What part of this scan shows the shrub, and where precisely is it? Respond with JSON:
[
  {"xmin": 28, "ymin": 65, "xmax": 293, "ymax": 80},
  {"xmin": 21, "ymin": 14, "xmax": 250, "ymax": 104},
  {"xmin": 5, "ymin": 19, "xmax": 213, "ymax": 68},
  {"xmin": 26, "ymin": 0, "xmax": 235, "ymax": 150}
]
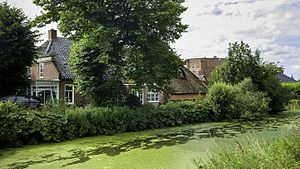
[
  {"xmin": 160, "ymin": 100, "xmax": 211, "ymax": 124},
  {"xmin": 207, "ymin": 82, "xmax": 240, "ymax": 120},
  {"xmin": 124, "ymin": 94, "xmax": 142, "ymax": 108},
  {"xmin": 0, "ymin": 100, "xmax": 211, "ymax": 147},
  {"xmin": 125, "ymin": 105, "xmax": 157, "ymax": 131},
  {"xmin": 283, "ymin": 82, "xmax": 300, "ymax": 99},
  {"xmin": 208, "ymin": 79, "xmax": 270, "ymax": 120},
  {"xmin": 235, "ymin": 90, "xmax": 270, "ymax": 119},
  {"xmin": 235, "ymin": 78, "xmax": 270, "ymax": 119},
  {"xmin": 0, "ymin": 101, "xmax": 21, "ymax": 115},
  {"xmin": 209, "ymin": 42, "xmax": 290, "ymax": 114},
  {"xmin": 42, "ymin": 99, "xmax": 68, "ymax": 113},
  {"xmin": 0, "ymin": 107, "xmax": 67, "ymax": 147},
  {"xmin": 287, "ymin": 99, "xmax": 300, "ymax": 110}
]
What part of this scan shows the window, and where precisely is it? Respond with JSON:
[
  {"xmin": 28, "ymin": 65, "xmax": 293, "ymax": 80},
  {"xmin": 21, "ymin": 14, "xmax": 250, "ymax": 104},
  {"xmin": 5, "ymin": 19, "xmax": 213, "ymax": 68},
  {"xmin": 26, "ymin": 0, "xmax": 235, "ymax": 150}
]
[
  {"xmin": 191, "ymin": 63, "xmax": 196, "ymax": 69},
  {"xmin": 27, "ymin": 67, "xmax": 32, "ymax": 79},
  {"xmin": 39, "ymin": 62, "xmax": 44, "ymax": 78},
  {"xmin": 65, "ymin": 84, "xmax": 74, "ymax": 104},
  {"xmin": 179, "ymin": 69, "xmax": 186, "ymax": 79},
  {"xmin": 147, "ymin": 92, "xmax": 159, "ymax": 102},
  {"xmin": 135, "ymin": 91, "xmax": 144, "ymax": 104}
]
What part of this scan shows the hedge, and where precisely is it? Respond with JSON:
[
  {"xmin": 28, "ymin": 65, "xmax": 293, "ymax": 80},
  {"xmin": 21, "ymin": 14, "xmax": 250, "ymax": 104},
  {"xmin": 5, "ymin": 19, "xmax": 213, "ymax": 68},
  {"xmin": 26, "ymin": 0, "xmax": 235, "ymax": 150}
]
[
  {"xmin": 0, "ymin": 79, "xmax": 275, "ymax": 148},
  {"xmin": 0, "ymin": 101, "xmax": 211, "ymax": 147}
]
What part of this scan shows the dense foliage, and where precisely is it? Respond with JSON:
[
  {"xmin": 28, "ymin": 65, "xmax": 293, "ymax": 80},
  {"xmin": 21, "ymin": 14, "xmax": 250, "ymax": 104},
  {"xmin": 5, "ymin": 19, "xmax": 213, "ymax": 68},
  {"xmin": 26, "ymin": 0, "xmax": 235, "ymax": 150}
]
[
  {"xmin": 210, "ymin": 41, "xmax": 290, "ymax": 113},
  {"xmin": 124, "ymin": 94, "xmax": 142, "ymax": 108},
  {"xmin": 195, "ymin": 123, "xmax": 300, "ymax": 169},
  {"xmin": 33, "ymin": 0, "xmax": 187, "ymax": 106},
  {"xmin": 287, "ymin": 99, "xmax": 300, "ymax": 110},
  {"xmin": 0, "ymin": 100, "xmax": 211, "ymax": 147},
  {"xmin": 282, "ymin": 82, "xmax": 300, "ymax": 99},
  {"xmin": 208, "ymin": 79, "xmax": 270, "ymax": 120},
  {"xmin": 0, "ymin": 92, "xmax": 274, "ymax": 148},
  {"xmin": 0, "ymin": 2, "xmax": 38, "ymax": 97}
]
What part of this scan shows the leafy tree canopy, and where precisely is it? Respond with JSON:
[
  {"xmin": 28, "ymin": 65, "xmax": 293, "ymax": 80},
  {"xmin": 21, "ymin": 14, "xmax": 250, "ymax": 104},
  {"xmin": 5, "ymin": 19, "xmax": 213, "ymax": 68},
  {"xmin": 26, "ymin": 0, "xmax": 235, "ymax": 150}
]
[
  {"xmin": 33, "ymin": 0, "xmax": 187, "ymax": 106},
  {"xmin": 0, "ymin": 2, "xmax": 38, "ymax": 97},
  {"xmin": 210, "ymin": 41, "xmax": 290, "ymax": 113}
]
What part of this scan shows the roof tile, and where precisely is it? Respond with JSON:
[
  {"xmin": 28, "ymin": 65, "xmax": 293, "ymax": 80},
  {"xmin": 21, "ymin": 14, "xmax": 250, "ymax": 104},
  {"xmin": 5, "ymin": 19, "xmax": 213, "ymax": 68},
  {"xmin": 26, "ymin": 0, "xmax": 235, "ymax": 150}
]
[{"xmin": 38, "ymin": 38, "xmax": 74, "ymax": 79}]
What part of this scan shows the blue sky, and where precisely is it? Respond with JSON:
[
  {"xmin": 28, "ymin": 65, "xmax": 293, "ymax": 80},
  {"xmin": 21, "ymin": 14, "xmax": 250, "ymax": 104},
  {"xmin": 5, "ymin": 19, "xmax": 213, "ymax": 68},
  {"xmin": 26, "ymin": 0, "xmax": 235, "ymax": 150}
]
[{"xmin": 5, "ymin": 0, "xmax": 300, "ymax": 80}]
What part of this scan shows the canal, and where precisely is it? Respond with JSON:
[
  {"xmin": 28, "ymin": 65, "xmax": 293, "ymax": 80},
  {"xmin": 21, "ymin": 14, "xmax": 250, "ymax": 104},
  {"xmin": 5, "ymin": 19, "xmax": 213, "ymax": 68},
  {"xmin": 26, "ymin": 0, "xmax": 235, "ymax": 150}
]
[{"xmin": 0, "ymin": 111, "xmax": 299, "ymax": 169}]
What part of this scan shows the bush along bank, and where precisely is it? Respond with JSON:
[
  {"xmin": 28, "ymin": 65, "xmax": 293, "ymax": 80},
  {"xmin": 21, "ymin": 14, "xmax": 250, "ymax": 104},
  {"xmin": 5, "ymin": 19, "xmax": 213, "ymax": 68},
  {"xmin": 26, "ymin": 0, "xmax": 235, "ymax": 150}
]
[
  {"xmin": 0, "ymin": 79, "xmax": 279, "ymax": 148},
  {"xmin": 0, "ymin": 100, "xmax": 211, "ymax": 147},
  {"xmin": 207, "ymin": 78, "xmax": 270, "ymax": 121}
]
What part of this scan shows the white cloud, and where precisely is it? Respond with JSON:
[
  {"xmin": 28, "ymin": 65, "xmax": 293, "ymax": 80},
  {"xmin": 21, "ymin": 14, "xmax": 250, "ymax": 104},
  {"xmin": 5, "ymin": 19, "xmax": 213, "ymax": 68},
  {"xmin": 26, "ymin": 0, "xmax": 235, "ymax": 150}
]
[
  {"xmin": 291, "ymin": 65, "xmax": 300, "ymax": 71},
  {"xmin": 173, "ymin": 0, "xmax": 300, "ymax": 79},
  {"xmin": 4, "ymin": 0, "xmax": 300, "ymax": 79},
  {"xmin": 5, "ymin": 0, "xmax": 61, "ymax": 43},
  {"xmin": 4, "ymin": 0, "xmax": 41, "ymax": 19}
]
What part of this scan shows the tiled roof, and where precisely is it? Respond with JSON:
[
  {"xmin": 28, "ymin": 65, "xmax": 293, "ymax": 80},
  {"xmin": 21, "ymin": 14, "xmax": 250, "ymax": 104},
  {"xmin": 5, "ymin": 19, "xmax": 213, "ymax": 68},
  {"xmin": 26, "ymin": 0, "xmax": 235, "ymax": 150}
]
[
  {"xmin": 169, "ymin": 67, "xmax": 208, "ymax": 94},
  {"xmin": 38, "ymin": 38, "xmax": 74, "ymax": 79},
  {"xmin": 277, "ymin": 73, "xmax": 296, "ymax": 83},
  {"xmin": 37, "ymin": 38, "xmax": 209, "ymax": 93}
]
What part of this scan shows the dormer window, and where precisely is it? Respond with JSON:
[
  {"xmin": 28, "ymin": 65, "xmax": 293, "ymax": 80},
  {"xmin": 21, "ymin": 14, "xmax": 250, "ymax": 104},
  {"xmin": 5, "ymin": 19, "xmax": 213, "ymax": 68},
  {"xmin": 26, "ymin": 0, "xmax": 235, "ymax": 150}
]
[
  {"xmin": 191, "ymin": 64, "xmax": 196, "ymax": 70},
  {"xmin": 39, "ymin": 62, "xmax": 44, "ymax": 78},
  {"xmin": 179, "ymin": 69, "xmax": 186, "ymax": 79}
]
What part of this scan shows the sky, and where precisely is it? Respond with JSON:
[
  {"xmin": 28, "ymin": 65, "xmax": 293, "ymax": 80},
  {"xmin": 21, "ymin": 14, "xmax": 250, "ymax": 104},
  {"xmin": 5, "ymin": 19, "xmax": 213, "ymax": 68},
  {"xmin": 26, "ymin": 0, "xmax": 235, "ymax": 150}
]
[{"xmin": 4, "ymin": 0, "xmax": 300, "ymax": 80}]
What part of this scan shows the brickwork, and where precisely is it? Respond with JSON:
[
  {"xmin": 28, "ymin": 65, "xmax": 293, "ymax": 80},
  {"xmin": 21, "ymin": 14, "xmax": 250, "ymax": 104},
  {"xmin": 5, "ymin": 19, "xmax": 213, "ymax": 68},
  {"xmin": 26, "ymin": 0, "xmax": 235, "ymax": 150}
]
[
  {"xmin": 169, "ymin": 93, "xmax": 205, "ymax": 101},
  {"xmin": 59, "ymin": 80, "xmax": 87, "ymax": 106},
  {"xmin": 185, "ymin": 58, "xmax": 223, "ymax": 79},
  {"xmin": 31, "ymin": 61, "xmax": 59, "ymax": 81}
]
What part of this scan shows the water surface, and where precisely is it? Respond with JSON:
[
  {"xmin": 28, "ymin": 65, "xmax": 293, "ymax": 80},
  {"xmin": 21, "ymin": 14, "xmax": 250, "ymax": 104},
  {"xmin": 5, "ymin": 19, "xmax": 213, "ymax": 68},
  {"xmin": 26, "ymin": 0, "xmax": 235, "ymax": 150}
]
[{"xmin": 1, "ymin": 111, "xmax": 299, "ymax": 169}]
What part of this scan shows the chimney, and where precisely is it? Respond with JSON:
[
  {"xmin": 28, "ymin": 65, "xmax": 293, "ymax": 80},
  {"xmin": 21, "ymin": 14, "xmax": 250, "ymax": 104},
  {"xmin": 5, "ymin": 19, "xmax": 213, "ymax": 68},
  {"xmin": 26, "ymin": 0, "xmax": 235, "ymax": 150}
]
[{"xmin": 48, "ymin": 29, "xmax": 57, "ymax": 40}]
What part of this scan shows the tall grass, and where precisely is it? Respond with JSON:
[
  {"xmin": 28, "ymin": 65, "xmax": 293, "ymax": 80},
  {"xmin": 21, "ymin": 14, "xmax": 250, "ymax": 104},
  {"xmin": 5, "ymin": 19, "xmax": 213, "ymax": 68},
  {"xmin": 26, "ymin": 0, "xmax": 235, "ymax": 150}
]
[
  {"xmin": 195, "ymin": 121, "xmax": 300, "ymax": 169},
  {"xmin": 287, "ymin": 99, "xmax": 300, "ymax": 111}
]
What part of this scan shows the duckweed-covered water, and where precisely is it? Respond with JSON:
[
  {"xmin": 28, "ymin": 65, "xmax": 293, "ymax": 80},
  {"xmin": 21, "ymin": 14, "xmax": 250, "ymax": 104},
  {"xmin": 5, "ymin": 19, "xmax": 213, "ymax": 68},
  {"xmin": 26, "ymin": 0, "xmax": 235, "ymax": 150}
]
[{"xmin": 1, "ymin": 111, "xmax": 299, "ymax": 169}]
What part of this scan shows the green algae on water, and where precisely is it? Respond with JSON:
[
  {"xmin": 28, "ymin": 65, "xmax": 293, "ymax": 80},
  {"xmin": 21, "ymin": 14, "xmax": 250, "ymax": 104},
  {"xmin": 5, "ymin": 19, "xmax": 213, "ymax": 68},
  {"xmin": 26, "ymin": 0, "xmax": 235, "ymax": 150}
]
[{"xmin": 1, "ymin": 111, "xmax": 299, "ymax": 169}]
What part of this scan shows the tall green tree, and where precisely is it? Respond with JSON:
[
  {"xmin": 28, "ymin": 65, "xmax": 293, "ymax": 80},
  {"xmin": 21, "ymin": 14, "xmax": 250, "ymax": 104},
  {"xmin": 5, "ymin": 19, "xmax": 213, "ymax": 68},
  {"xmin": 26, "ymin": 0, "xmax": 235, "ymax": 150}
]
[
  {"xmin": 0, "ymin": 2, "xmax": 37, "ymax": 97},
  {"xmin": 33, "ymin": 0, "xmax": 187, "ymax": 106},
  {"xmin": 210, "ymin": 41, "xmax": 290, "ymax": 113},
  {"xmin": 210, "ymin": 42, "xmax": 261, "ymax": 85}
]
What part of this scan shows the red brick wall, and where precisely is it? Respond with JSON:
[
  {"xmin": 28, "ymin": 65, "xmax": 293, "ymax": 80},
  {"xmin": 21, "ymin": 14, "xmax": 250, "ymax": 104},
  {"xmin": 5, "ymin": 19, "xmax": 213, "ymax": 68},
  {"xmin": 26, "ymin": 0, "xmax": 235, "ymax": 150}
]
[
  {"xmin": 185, "ymin": 58, "xmax": 223, "ymax": 79},
  {"xmin": 31, "ymin": 61, "xmax": 59, "ymax": 80},
  {"xmin": 199, "ymin": 59, "xmax": 223, "ymax": 78},
  {"xmin": 186, "ymin": 59, "xmax": 202, "ymax": 76},
  {"xmin": 59, "ymin": 80, "xmax": 87, "ymax": 106},
  {"xmin": 169, "ymin": 93, "xmax": 206, "ymax": 101}
]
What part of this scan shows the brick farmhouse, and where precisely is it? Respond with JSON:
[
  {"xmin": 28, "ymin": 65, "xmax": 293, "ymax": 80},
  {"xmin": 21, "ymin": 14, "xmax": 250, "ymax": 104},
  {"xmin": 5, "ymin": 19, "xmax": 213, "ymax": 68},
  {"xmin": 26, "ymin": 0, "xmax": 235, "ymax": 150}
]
[{"xmin": 27, "ymin": 30, "xmax": 207, "ymax": 105}]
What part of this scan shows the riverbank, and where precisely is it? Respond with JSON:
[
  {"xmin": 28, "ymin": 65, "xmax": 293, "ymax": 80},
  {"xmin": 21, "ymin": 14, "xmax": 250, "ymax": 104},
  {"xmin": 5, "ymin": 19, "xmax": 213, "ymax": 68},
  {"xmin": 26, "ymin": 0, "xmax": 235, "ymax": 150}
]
[
  {"xmin": 1, "ymin": 110, "xmax": 299, "ymax": 169},
  {"xmin": 195, "ymin": 110, "xmax": 300, "ymax": 169}
]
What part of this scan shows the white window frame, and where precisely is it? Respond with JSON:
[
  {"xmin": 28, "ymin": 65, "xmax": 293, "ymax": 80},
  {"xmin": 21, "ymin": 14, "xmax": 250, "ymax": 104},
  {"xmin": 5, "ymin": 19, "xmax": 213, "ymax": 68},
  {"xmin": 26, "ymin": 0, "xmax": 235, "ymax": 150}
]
[
  {"xmin": 147, "ymin": 92, "xmax": 159, "ymax": 103},
  {"xmin": 39, "ymin": 62, "xmax": 44, "ymax": 78},
  {"xmin": 135, "ymin": 91, "xmax": 144, "ymax": 104},
  {"xmin": 27, "ymin": 67, "xmax": 32, "ymax": 79},
  {"xmin": 65, "ymin": 84, "xmax": 74, "ymax": 104},
  {"xmin": 27, "ymin": 81, "xmax": 59, "ymax": 101}
]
